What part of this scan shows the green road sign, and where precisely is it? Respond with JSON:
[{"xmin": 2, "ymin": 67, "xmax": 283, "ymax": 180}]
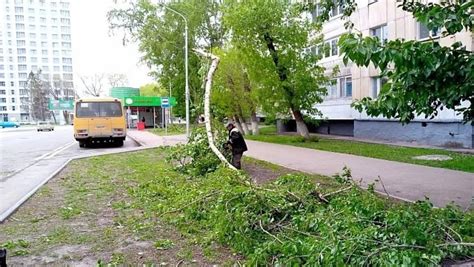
[
  {"xmin": 49, "ymin": 99, "xmax": 74, "ymax": 110},
  {"xmin": 122, "ymin": 96, "xmax": 176, "ymax": 107}
]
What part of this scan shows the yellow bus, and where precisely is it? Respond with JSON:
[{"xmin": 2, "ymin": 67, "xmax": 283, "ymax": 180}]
[{"xmin": 73, "ymin": 97, "xmax": 126, "ymax": 147}]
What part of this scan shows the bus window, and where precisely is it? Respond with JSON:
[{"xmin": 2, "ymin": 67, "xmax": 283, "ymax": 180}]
[{"xmin": 76, "ymin": 102, "xmax": 122, "ymax": 117}]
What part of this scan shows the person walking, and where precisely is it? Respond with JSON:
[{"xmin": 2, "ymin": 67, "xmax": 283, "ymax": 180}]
[{"xmin": 225, "ymin": 122, "xmax": 248, "ymax": 169}]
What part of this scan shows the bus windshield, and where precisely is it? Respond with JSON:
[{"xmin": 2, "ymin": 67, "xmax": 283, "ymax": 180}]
[{"xmin": 76, "ymin": 102, "xmax": 122, "ymax": 118}]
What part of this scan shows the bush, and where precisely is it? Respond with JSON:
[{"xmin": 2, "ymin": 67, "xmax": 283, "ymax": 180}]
[{"xmin": 166, "ymin": 124, "xmax": 231, "ymax": 176}]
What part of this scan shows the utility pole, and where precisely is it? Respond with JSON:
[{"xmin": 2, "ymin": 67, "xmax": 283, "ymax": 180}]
[{"xmin": 159, "ymin": 5, "xmax": 189, "ymax": 139}]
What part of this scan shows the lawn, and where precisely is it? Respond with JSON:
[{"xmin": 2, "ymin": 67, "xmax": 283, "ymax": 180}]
[
  {"xmin": 1, "ymin": 149, "xmax": 471, "ymax": 265},
  {"xmin": 247, "ymin": 126, "xmax": 474, "ymax": 172},
  {"xmin": 148, "ymin": 124, "xmax": 187, "ymax": 136}
]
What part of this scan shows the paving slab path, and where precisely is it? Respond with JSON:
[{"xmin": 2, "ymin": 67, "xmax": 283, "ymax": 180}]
[{"xmin": 245, "ymin": 140, "xmax": 473, "ymax": 209}]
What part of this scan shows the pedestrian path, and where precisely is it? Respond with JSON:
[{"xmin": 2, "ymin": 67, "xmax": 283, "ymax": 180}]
[{"xmin": 127, "ymin": 131, "xmax": 474, "ymax": 209}]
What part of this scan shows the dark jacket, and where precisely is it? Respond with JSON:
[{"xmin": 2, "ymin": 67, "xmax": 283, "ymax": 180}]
[{"xmin": 228, "ymin": 128, "xmax": 248, "ymax": 153}]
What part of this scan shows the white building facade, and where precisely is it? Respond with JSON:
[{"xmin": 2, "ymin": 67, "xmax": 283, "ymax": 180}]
[
  {"xmin": 311, "ymin": 0, "xmax": 473, "ymax": 148},
  {"xmin": 0, "ymin": 0, "xmax": 74, "ymax": 124}
]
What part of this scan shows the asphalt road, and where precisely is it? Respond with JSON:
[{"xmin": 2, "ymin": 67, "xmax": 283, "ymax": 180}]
[
  {"xmin": 0, "ymin": 126, "xmax": 137, "ymax": 178},
  {"xmin": 0, "ymin": 126, "xmax": 139, "ymax": 221}
]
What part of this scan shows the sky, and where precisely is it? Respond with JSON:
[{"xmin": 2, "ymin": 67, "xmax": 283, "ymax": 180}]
[{"xmin": 71, "ymin": 0, "xmax": 154, "ymax": 96}]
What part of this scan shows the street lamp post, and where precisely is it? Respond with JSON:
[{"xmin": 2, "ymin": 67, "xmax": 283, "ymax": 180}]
[{"xmin": 160, "ymin": 5, "xmax": 190, "ymax": 139}]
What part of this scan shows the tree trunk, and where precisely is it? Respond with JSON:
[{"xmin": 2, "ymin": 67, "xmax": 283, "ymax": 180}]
[
  {"xmin": 63, "ymin": 110, "xmax": 69, "ymax": 124},
  {"xmin": 194, "ymin": 49, "xmax": 236, "ymax": 170},
  {"xmin": 233, "ymin": 115, "xmax": 244, "ymax": 134},
  {"xmin": 51, "ymin": 111, "xmax": 57, "ymax": 124},
  {"xmin": 250, "ymin": 111, "xmax": 259, "ymax": 135},
  {"xmin": 292, "ymin": 109, "xmax": 310, "ymax": 139},
  {"xmin": 238, "ymin": 115, "xmax": 250, "ymax": 135}
]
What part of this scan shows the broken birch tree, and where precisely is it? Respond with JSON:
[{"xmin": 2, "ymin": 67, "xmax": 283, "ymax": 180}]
[{"xmin": 193, "ymin": 49, "xmax": 237, "ymax": 171}]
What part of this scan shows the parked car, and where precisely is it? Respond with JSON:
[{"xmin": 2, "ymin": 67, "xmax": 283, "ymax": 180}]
[
  {"xmin": 37, "ymin": 121, "xmax": 54, "ymax": 131},
  {"xmin": 0, "ymin": 121, "xmax": 20, "ymax": 128}
]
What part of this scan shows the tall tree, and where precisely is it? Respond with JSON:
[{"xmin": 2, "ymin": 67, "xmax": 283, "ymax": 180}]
[
  {"xmin": 25, "ymin": 71, "xmax": 50, "ymax": 122},
  {"xmin": 107, "ymin": 73, "xmax": 129, "ymax": 88},
  {"xmin": 139, "ymin": 82, "xmax": 168, "ymax": 96},
  {"xmin": 108, "ymin": 0, "xmax": 225, "ymax": 120},
  {"xmin": 80, "ymin": 73, "xmax": 106, "ymax": 97},
  {"xmin": 213, "ymin": 47, "xmax": 259, "ymax": 135},
  {"xmin": 223, "ymin": 1, "xmax": 328, "ymax": 139}
]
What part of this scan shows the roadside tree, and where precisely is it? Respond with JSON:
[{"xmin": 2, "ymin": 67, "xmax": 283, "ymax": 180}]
[{"xmin": 223, "ymin": 1, "xmax": 329, "ymax": 139}]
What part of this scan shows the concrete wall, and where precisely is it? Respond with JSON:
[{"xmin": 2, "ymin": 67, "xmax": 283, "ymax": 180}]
[{"xmin": 354, "ymin": 120, "xmax": 473, "ymax": 148}]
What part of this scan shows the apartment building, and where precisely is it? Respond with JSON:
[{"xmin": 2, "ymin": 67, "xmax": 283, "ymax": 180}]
[
  {"xmin": 312, "ymin": 0, "xmax": 473, "ymax": 148},
  {"xmin": 0, "ymin": 0, "xmax": 74, "ymax": 124}
]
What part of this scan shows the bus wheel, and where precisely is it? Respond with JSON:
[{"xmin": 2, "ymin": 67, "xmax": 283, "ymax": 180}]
[
  {"xmin": 79, "ymin": 141, "xmax": 86, "ymax": 148},
  {"xmin": 115, "ymin": 140, "xmax": 124, "ymax": 147}
]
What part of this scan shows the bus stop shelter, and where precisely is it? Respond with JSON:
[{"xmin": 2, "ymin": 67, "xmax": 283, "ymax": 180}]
[{"xmin": 122, "ymin": 96, "xmax": 176, "ymax": 129}]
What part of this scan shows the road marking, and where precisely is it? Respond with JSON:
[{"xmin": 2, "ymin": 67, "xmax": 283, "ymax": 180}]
[
  {"xmin": 34, "ymin": 141, "xmax": 75, "ymax": 161},
  {"xmin": 44, "ymin": 141, "xmax": 76, "ymax": 159}
]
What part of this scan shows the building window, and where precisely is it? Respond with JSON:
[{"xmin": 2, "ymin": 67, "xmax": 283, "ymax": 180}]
[
  {"xmin": 15, "ymin": 15, "xmax": 24, "ymax": 21},
  {"xmin": 63, "ymin": 73, "xmax": 73, "ymax": 80},
  {"xmin": 339, "ymin": 76, "xmax": 352, "ymax": 97},
  {"xmin": 12, "ymin": 98, "xmax": 16, "ymax": 103},
  {"xmin": 319, "ymin": 37, "xmax": 339, "ymax": 58},
  {"xmin": 0, "ymin": 98, "xmax": 6, "ymax": 103},
  {"xmin": 18, "ymin": 64, "xmax": 27, "ymax": 71},
  {"xmin": 53, "ymin": 66, "xmax": 60, "ymax": 71},
  {"xmin": 11, "ymin": 90, "xmax": 15, "ymax": 94},
  {"xmin": 62, "ymin": 65, "xmax": 72, "ymax": 72},
  {"xmin": 42, "ymin": 66, "xmax": 49, "ymax": 71},
  {"xmin": 370, "ymin": 77, "xmax": 388, "ymax": 98},
  {"xmin": 31, "ymin": 57, "xmax": 37, "ymax": 63},
  {"xmin": 28, "ymin": 16, "xmax": 35, "ymax": 23},
  {"xmin": 330, "ymin": 0, "xmax": 343, "ymax": 17},
  {"xmin": 28, "ymin": 8, "xmax": 34, "ymax": 13},
  {"xmin": 418, "ymin": 23, "xmax": 440, "ymax": 40},
  {"xmin": 53, "ymin": 58, "xmax": 59, "ymax": 64},
  {"xmin": 41, "ymin": 33, "xmax": 47, "ymax": 39},
  {"xmin": 20, "ymin": 89, "xmax": 28, "ymax": 95},
  {"xmin": 62, "ymin": 57, "xmax": 72, "ymax": 64},
  {"xmin": 19, "ymin": 73, "xmax": 27, "ymax": 79},
  {"xmin": 0, "ymin": 82, "xmax": 5, "ymax": 87},
  {"xmin": 42, "ymin": 57, "xmax": 48, "ymax": 63},
  {"xmin": 12, "ymin": 106, "xmax": 16, "ymax": 111},
  {"xmin": 61, "ymin": 42, "xmax": 71, "ymax": 48},
  {"xmin": 327, "ymin": 80, "xmax": 338, "ymax": 98},
  {"xmin": 41, "ymin": 49, "xmax": 48, "ymax": 55},
  {"xmin": 30, "ymin": 41, "xmax": 37, "ymax": 46},
  {"xmin": 41, "ymin": 41, "xmax": 48, "ymax": 48},
  {"xmin": 370, "ymin": 25, "xmax": 388, "ymax": 44},
  {"xmin": 30, "ymin": 49, "xmax": 37, "ymax": 55},
  {"xmin": 10, "ymin": 81, "xmax": 14, "ymax": 86},
  {"xmin": 52, "ymin": 34, "xmax": 58, "ymax": 40},
  {"xmin": 0, "ymin": 90, "xmax": 5, "ymax": 94},
  {"xmin": 53, "ymin": 50, "xmax": 59, "ymax": 56},
  {"xmin": 60, "ymin": 10, "xmax": 70, "ymax": 17},
  {"xmin": 29, "ymin": 33, "xmax": 37, "ymax": 39},
  {"xmin": 15, "ymin": 23, "xmax": 25, "ymax": 30},
  {"xmin": 17, "ymin": 40, "xmax": 26, "ymax": 46},
  {"xmin": 61, "ymin": 34, "xmax": 71, "ymax": 40},
  {"xmin": 16, "ymin": 31, "xmax": 25, "ymax": 38},
  {"xmin": 17, "ymin": 56, "xmax": 27, "ymax": 63},
  {"xmin": 17, "ymin": 48, "xmax": 26, "ymax": 54},
  {"xmin": 19, "ymin": 81, "xmax": 27, "ymax": 87},
  {"xmin": 60, "ymin": 1, "xmax": 69, "ymax": 9}
]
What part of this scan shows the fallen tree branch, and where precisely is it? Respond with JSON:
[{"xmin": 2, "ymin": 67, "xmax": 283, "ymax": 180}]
[
  {"xmin": 322, "ymin": 185, "xmax": 354, "ymax": 199},
  {"xmin": 159, "ymin": 190, "xmax": 220, "ymax": 217},
  {"xmin": 259, "ymin": 219, "xmax": 284, "ymax": 244},
  {"xmin": 193, "ymin": 48, "xmax": 237, "ymax": 171}
]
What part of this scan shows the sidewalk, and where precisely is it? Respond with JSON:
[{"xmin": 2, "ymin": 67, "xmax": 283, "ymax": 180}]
[
  {"xmin": 127, "ymin": 131, "xmax": 473, "ymax": 209},
  {"xmin": 127, "ymin": 130, "xmax": 187, "ymax": 147}
]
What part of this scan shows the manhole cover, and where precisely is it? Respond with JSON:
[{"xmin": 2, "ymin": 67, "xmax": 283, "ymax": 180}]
[{"xmin": 413, "ymin": 155, "xmax": 452, "ymax": 161}]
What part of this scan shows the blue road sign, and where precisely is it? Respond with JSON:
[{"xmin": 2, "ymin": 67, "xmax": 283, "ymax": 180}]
[{"xmin": 161, "ymin": 97, "xmax": 170, "ymax": 108}]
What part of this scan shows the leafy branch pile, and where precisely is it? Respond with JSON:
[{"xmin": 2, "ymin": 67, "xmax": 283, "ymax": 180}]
[
  {"xmin": 139, "ymin": 147, "xmax": 473, "ymax": 265},
  {"xmin": 166, "ymin": 126, "xmax": 230, "ymax": 176}
]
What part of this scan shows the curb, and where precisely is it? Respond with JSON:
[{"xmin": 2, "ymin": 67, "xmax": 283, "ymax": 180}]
[{"xmin": 126, "ymin": 133, "xmax": 148, "ymax": 147}]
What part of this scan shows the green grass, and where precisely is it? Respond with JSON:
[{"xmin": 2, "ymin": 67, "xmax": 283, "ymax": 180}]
[
  {"xmin": 148, "ymin": 124, "xmax": 187, "ymax": 136},
  {"xmin": 247, "ymin": 126, "xmax": 474, "ymax": 172}
]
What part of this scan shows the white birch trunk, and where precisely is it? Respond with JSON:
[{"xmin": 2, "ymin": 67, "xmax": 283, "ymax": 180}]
[{"xmin": 194, "ymin": 49, "xmax": 237, "ymax": 171}]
